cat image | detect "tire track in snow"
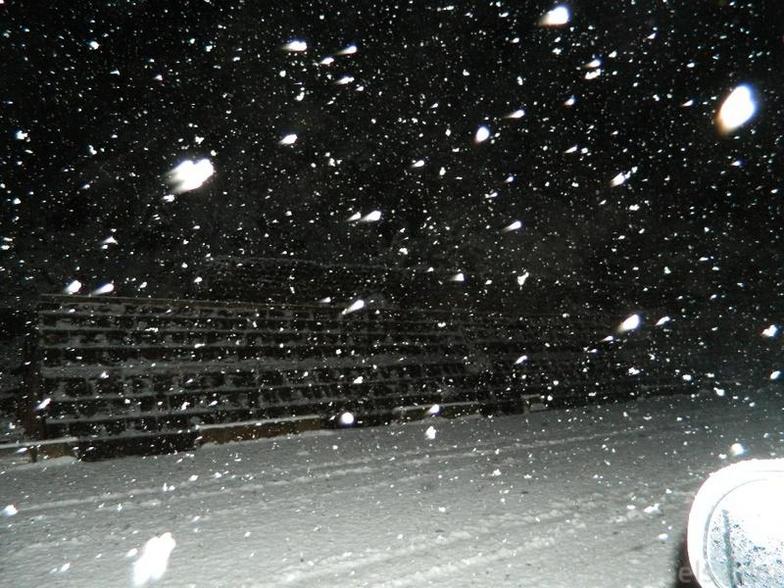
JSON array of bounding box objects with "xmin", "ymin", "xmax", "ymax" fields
[
  {"xmin": 10, "ymin": 405, "xmax": 751, "ymax": 522},
  {"xmin": 12, "ymin": 425, "xmax": 652, "ymax": 518},
  {"xmin": 272, "ymin": 496, "xmax": 600, "ymax": 586}
]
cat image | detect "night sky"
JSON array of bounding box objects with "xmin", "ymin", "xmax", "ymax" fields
[{"xmin": 2, "ymin": 0, "xmax": 782, "ymax": 312}]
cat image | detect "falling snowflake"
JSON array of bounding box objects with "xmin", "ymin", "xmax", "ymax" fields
[
  {"xmin": 132, "ymin": 532, "xmax": 176, "ymax": 587},
  {"xmin": 729, "ymin": 442, "xmax": 746, "ymax": 457},
  {"xmin": 167, "ymin": 158, "xmax": 214, "ymax": 193},
  {"xmin": 716, "ymin": 84, "xmax": 756, "ymax": 133},
  {"xmin": 502, "ymin": 220, "xmax": 522, "ymax": 233},
  {"xmin": 282, "ymin": 40, "xmax": 307, "ymax": 52},
  {"xmin": 64, "ymin": 280, "xmax": 82, "ymax": 295},
  {"xmin": 92, "ymin": 283, "xmax": 115, "ymax": 295},
  {"xmin": 539, "ymin": 5, "xmax": 571, "ymax": 27},
  {"xmin": 342, "ymin": 299, "xmax": 365, "ymax": 315},
  {"xmin": 618, "ymin": 314, "xmax": 641, "ymax": 333},
  {"xmin": 610, "ymin": 172, "xmax": 628, "ymax": 187},
  {"xmin": 337, "ymin": 44, "xmax": 358, "ymax": 55},
  {"xmin": 361, "ymin": 210, "xmax": 382, "ymax": 222},
  {"xmin": 475, "ymin": 125, "xmax": 491, "ymax": 143},
  {"xmin": 279, "ymin": 133, "xmax": 298, "ymax": 146}
]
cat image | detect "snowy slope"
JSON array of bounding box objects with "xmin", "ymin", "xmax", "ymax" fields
[{"xmin": 1, "ymin": 388, "xmax": 782, "ymax": 588}]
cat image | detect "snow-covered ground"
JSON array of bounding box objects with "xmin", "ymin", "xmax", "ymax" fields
[{"xmin": 2, "ymin": 388, "xmax": 782, "ymax": 588}]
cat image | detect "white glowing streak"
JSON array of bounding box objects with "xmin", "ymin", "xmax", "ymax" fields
[
  {"xmin": 539, "ymin": 5, "xmax": 571, "ymax": 27},
  {"xmin": 339, "ymin": 412, "xmax": 355, "ymax": 426},
  {"xmin": 279, "ymin": 133, "xmax": 298, "ymax": 145},
  {"xmin": 337, "ymin": 44, "xmax": 357, "ymax": 55},
  {"xmin": 771, "ymin": 370, "xmax": 781, "ymax": 380},
  {"xmin": 451, "ymin": 272, "xmax": 465, "ymax": 282},
  {"xmin": 610, "ymin": 172, "xmax": 628, "ymax": 187},
  {"xmin": 335, "ymin": 75, "xmax": 354, "ymax": 85},
  {"xmin": 516, "ymin": 272, "xmax": 530, "ymax": 286},
  {"xmin": 318, "ymin": 296, "xmax": 332, "ymax": 303},
  {"xmin": 102, "ymin": 236, "xmax": 118, "ymax": 245},
  {"xmin": 64, "ymin": 280, "xmax": 82, "ymax": 295},
  {"xmin": 655, "ymin": 316, "xmax": 671, "ymax": 326},
  {"xmin": 347, "ymin": 212, "xmax": 362, "ymax": 222},
  {"xmin": 35, "ymin": 398, "xmax": 51, "ymax": 411},
  {"xmin": 361, "ymin": 210, "xmax": 382, "ymax": 222},
  {"xmin": 411, "ymin": 159, "xmax": 425, "ymax": 168},
  {"xmin": 352, "ymin": 376, "xmax": 364, "ymax": 384},
  {"xmin": 427, "ymin": 404, "xmax": 441, "ymax": 416},
  {"xmin": 584, "ymin": 58, "xmax": 601, "ymax": 69},
  {"xmin": 564, "ymin": 145, "xmax": 578, "ymax": 153},
  {"xmin": 92, "ymin": 283, "xmax": 114, "ymax": 295},
  {"xmin": 502, "ymin": 220, "xmax": 522, "ymax": 233},
  {"xmin": 2, "ymin": 504, "xmax": 17, "ymax": 517},
  {"xmin": 514, "ymin": 355, "xmax": 528, "ymax": 364},
  {"xmin": 319, "ymin": 56, "xmax": 335, "ymax": 65},
  {"xmin": 717, "ymin": 84, "xmax": 756, "ymax": 133},
  {"xmin": 505, "ymin": 109, "xmax": 525, "ymax": 119},
  {"xmin": 342, "ymin": 299, "xmax": 365, "ymax": 315},
  {"xmin": 475, "ymin": 125, "xmax": 491, "ymax": 143},
  {"xmin": 168, "ymin": 158, "xmax": 214, "ymax": 193},
  {"xmin": 564, "ymin": 96, "xmax": 576, "ymax": 106},
  {"xmin": 618, "ymin": 313, "xmax": 641, "ymax": 332},
  {"xmin": 282, "ymin": 40, "xmax": 307, "ymax": 52},
  {"xmin": 762, "ymin": 324, "xmax": 778, "ymax": 338},
  {"xmin": 132, "ymin": 532, "xmax": 176, "ymax": 587}
]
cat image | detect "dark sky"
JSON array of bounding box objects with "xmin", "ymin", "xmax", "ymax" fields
[{"xmin": 1, "ymin": 0, "xmax": 782, "ymax": 312}]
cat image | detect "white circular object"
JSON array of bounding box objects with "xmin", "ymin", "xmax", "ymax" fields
[{"xmin": 687, "ymin": 459, "xmax": 784, "ymax": 587}]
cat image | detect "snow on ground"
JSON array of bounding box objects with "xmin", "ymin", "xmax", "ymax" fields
[{"xmin": 1, "ymin": 388, "xmax": 783, "ymax": 587}]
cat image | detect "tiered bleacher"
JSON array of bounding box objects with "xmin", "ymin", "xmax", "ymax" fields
[{"xmin": 14, "ymin": 257, "xmax": 772, "ymax": 460}]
